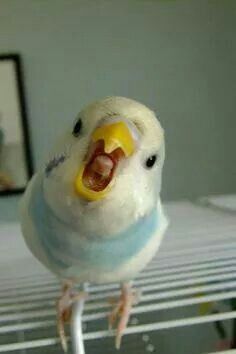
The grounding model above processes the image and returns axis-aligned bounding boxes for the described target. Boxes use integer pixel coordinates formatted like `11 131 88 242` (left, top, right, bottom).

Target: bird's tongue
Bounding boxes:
90 155 114 177
82 154 114 192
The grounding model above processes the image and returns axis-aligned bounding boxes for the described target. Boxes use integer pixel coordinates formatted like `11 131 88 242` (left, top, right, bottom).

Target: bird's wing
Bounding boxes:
20 173 52 270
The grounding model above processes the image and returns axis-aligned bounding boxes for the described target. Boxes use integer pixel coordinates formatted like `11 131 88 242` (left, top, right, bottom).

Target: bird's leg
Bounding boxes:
108 282 140 349
57 281 87 352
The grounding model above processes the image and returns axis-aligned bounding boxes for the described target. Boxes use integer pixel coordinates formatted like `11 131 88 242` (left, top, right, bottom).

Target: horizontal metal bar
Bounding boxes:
1 265 235 307
2 258 236 298
138 265 236 283
0 279 59 294
86 279 236 310
164 235 236 251
82 291 236 323
0 284 60 300
146 258 236 274
151 250 236 268
1 251 236 292
84 310 236 340
1 311 236 352
0 300 55 314
0 273 54 285
1 257 236 297
0 289 60 305
164 226 236 243
0 337 59 352
1 275 236 324
89 268 236 293
0 259 236 304
0 320 55 334
161 240 236 257
1 277 236 322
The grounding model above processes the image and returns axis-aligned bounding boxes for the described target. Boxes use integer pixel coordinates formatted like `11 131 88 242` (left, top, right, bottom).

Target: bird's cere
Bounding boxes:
92 120 137 156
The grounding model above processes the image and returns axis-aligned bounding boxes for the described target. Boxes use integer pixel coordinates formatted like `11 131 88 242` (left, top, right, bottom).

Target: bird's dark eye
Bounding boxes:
145 155 157 169
73 118 82 137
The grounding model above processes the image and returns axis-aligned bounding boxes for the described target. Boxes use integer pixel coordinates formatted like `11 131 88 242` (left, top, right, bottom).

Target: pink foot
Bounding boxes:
108 283 139 349
57 281 87 352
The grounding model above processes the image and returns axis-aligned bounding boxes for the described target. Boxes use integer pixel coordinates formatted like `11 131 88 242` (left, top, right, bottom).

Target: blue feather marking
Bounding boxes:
29 178 159 273
74 209 158 269
29 178 69 270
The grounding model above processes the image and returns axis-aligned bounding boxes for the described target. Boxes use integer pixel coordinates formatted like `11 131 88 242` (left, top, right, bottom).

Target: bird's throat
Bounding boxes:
81 140 124 193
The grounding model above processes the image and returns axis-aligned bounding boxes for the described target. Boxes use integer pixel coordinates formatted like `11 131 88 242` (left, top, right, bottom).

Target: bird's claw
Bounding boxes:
108 284 140 349
57 282 88 352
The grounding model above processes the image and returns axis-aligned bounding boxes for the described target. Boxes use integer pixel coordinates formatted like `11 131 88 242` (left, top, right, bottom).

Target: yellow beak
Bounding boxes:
74 121 135 201
91 121 135 156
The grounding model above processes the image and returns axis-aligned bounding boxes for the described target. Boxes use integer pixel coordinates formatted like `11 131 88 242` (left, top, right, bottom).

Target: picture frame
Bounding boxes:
0 54 33 196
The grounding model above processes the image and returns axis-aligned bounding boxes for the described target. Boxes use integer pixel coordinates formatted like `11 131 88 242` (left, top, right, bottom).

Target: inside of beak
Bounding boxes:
83 139 125 193
74 121 136 201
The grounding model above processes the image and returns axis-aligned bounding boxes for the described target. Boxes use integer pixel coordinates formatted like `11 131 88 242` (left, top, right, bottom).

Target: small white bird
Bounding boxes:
20 96 168 350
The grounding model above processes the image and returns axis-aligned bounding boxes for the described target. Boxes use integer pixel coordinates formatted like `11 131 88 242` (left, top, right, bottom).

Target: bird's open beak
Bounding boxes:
74 120 136 201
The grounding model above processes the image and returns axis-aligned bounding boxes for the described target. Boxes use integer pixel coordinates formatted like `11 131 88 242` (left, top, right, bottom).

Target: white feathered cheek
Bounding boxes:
111 153 156 208
137 144 164 200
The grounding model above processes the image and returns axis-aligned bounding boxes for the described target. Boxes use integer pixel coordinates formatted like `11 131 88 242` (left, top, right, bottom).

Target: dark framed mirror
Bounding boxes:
0 54 33 195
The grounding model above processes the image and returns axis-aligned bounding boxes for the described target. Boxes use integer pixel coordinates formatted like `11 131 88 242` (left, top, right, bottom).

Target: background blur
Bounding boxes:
0 0 235 220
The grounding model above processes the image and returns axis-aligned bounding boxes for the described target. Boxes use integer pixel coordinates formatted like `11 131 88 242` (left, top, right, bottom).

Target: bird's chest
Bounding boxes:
31 186 158 273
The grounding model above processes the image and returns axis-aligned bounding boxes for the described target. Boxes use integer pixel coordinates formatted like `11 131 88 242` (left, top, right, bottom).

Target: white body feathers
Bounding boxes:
20 97 168 284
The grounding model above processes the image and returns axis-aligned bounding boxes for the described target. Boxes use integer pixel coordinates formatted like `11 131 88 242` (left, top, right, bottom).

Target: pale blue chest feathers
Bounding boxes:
29 179 159 272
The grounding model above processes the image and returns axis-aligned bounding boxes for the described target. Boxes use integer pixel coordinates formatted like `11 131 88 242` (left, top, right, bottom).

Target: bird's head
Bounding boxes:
43 97 165 237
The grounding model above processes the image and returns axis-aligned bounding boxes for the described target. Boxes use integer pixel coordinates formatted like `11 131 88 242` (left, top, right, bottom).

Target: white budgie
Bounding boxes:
20 96 168 350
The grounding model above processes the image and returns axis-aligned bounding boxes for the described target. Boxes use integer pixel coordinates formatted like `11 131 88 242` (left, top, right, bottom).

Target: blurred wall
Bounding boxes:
0 0 235 220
